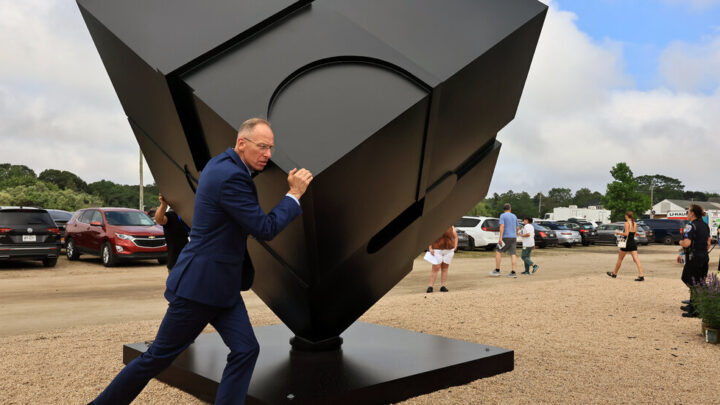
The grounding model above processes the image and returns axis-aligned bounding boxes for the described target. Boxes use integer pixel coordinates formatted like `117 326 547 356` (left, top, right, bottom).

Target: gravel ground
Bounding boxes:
1 244 718 404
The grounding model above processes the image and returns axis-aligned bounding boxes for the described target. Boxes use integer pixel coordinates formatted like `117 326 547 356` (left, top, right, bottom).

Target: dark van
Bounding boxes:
639 219 688 245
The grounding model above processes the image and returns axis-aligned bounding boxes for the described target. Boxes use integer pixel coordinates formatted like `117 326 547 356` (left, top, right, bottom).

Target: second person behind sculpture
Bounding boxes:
427 226 458 293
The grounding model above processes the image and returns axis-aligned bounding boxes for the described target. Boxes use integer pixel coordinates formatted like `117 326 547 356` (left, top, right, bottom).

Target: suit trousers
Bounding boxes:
93 290 259 405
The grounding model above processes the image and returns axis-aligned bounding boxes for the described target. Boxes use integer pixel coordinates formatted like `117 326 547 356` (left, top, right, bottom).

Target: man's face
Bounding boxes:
523 219 529 225
236 123 274 171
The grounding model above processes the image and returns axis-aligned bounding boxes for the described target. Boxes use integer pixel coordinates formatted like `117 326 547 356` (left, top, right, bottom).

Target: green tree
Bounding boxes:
547 188 573 206
487 190 536 219
573 188 604 208
467 200 493 217
604 163 650 221
635 174 684 204
38 169 89 192
0 164 37 188
683 191 708 201
0 181 102 211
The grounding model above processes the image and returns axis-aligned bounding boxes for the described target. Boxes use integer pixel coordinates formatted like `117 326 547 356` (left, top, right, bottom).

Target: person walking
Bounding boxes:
606 210 644 281
519 217 539 275
679 204 711 318
154 193 190 272
490 203 519 278
88 118 313 404
426 226 458 293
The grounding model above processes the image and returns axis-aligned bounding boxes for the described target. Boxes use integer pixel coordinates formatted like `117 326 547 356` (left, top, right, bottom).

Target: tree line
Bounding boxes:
2 162 717 219
468 162 719 222
0 163 158 212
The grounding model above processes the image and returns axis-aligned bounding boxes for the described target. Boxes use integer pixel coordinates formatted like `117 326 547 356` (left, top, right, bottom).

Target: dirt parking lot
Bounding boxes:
1 244 719 404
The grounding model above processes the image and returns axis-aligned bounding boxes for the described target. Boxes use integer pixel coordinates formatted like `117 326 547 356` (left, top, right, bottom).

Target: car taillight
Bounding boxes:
539 231 547 237
0 228 11 233
580 229 587 233
47 228 61 235
482 227 489 231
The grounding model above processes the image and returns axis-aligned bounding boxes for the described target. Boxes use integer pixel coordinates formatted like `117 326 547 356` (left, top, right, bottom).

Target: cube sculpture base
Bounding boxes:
123 322 513 404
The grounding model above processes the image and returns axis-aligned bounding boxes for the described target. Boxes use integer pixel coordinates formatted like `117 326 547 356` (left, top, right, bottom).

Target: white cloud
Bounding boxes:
495 1 720 195
658 37 720 92
0 0 153 185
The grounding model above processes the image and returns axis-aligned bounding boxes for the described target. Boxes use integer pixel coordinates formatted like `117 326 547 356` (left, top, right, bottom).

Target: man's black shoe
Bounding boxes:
440 286 449 292
426 286 433 293
681 312 698 318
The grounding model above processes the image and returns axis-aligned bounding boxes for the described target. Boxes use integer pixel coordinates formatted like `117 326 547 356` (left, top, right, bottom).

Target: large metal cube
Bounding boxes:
78 0 546 342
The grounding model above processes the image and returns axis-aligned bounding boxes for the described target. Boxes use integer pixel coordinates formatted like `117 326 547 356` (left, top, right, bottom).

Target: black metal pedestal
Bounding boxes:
123 322 513 404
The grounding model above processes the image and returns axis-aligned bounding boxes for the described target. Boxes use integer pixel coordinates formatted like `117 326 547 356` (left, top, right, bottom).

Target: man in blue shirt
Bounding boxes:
490 203 519 278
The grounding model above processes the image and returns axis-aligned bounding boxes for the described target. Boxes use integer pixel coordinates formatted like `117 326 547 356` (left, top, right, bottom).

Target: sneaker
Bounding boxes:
440 286 449 292
426 286 433 293
489 269 501 277
532 264 539 273
507 271 517 278
606 272 616 278
520 271 530 275
634 276 645 282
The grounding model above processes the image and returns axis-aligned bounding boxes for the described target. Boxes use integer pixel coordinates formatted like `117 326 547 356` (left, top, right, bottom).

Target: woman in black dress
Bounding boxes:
607 210 645 281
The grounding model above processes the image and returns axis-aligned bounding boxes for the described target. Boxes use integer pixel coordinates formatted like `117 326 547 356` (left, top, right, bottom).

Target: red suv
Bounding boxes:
65 208 167 267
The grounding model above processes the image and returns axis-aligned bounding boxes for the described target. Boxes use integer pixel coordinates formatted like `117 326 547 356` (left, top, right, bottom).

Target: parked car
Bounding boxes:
638 219 687 245
597 222 648 246
64 207 167 267
456 229 472 251
558 221 597 246
46 209 73 247
0 206 62 267
454 216 500 250
596 223 624 244
537 221 581 247
638 223 654 244
532 223 558 248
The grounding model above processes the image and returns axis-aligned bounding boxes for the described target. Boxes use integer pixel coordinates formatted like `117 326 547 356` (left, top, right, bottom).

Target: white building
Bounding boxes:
543 205 611 224
650 199 720 231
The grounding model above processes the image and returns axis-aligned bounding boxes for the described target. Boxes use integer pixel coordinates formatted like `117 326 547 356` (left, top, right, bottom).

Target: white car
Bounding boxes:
454 216 501 250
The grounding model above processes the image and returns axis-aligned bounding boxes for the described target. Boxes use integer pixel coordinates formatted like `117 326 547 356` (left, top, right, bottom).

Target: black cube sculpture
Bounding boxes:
79 0 546 402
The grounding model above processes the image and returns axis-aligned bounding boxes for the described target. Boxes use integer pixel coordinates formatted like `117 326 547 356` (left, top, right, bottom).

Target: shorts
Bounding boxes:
496 238 517 255
433 249 455 265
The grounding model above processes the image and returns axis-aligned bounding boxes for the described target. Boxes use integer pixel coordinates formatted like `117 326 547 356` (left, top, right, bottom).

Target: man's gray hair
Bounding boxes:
237 117 270 141
504 203 511 211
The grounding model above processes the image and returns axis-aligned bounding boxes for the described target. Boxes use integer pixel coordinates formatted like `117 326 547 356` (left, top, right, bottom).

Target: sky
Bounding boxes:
0 0 719 196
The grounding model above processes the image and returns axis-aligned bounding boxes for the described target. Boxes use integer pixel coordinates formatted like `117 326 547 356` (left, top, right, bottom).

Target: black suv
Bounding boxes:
0 207 62 267
46 209 73 247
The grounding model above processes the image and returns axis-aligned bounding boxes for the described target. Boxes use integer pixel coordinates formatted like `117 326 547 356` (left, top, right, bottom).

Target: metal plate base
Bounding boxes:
123 322 513 404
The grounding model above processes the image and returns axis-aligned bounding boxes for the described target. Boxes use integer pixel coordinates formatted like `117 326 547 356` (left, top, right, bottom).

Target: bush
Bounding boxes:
694 273 720 329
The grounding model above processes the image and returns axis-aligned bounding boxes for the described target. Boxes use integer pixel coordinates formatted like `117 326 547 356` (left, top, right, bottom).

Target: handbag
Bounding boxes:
616 236 627 249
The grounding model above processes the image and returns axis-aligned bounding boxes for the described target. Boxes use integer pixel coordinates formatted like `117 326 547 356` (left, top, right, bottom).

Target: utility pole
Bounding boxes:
139 148 144 211
538 194 542 217
650 178 654 206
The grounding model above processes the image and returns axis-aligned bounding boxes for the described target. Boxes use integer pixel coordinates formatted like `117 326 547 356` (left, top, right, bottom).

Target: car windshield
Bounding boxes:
542 223 567 230
49 211 73 221
0 210 55 226
104 211 155 226
533 224 549 231
455 218 480 227
580 224 593 229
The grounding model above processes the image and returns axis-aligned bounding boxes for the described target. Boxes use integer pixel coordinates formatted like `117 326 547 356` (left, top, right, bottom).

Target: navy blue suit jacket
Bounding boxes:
166 147 302 308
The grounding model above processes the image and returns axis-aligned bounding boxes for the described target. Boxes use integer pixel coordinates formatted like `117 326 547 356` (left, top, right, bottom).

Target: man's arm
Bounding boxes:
452 226 458 251
220 169 311 240
155 194 168 225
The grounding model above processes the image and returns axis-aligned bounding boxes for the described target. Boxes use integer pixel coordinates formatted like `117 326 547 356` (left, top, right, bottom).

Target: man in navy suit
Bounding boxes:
91 118 313 404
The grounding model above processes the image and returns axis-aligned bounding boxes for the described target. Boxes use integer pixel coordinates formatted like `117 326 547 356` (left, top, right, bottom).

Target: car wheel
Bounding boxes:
484 244 494 251
102 242 118 267
467 237 475 251
663 235 673 245
158 257 168 265
66 238 80 260
42 257 57 267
